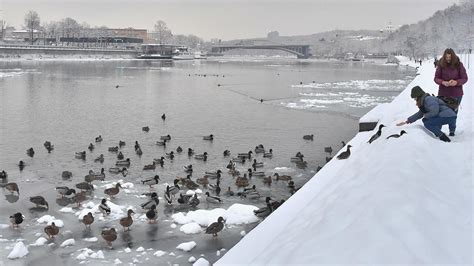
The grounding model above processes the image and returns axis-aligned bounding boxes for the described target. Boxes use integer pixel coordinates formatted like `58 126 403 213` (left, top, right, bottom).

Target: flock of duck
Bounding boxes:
0 116 375 249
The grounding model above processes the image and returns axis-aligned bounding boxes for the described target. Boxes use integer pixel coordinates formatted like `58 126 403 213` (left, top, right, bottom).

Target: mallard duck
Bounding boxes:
18 160 25 171
156 140 167 146
263 149 273 158
44 222 59 239
104 183 122 198
75 151 86 160
274 173 292 181
254 146 265 154
263 175 272 185
134 141 140 151
119 140 126 148
205 169 222 178
160 134 171 140
75 182 94 192
179 175 199 190
72 191 87 207
187 148 195 156
84 170 95 184
92 168 105 181
119 209 134 231
154 157 165 167
43 141 54 152
10 212 24 228
223 150 231 157
99 198 111 216
141 175 160 188
252 159 264 169
290 156 303 162
194 152 208 161
303 134 314 140
235 174 250 187
386 130 407 139
55 186 76 198
288 180 300 195
120 168 128 177
254 197 273 218
189 194 200 207
341 141 346 147
337 145 352 160
224 187 235 197
161 113 166 120
146 205 157 223
177 193 191 204
95 135 103 142
88 143 95 151
101 228 117 248
295 160 308 169
143 162 156 170
140 193 159 210
165 151 174 160
117 152 124 160
248 168 265 177
317 165 323 172
242 185 257 194
142 126 150 132
183 164 193 173
30 196 49 209
205 216 225 237
176 146 183 153
203 134 214 141
368 124 386 144
196 176 209 186
0 170 7 180
205 192 222 203
4 182 20 194
232 157 245 163
82 212 94 229
116 158 130 167
209 180 221 196
324 146 333 155
238 151 252 159
109 167 122 174
26 147 35 157
168 179 180 196
164 186 172 205
61 171 72 179
136 147 143 156
94 154 104 163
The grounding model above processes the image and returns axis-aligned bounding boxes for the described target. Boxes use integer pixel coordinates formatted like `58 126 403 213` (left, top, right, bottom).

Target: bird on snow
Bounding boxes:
368 124 386 144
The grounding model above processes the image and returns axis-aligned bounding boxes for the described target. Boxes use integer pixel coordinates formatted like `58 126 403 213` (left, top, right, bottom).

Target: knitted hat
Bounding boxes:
410 86 425 98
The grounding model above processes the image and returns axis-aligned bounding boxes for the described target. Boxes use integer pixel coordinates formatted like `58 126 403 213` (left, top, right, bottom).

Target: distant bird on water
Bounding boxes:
115 85 120 88
161 113 166 121
337 145 352 160
368 124 386 144
386 130 407 139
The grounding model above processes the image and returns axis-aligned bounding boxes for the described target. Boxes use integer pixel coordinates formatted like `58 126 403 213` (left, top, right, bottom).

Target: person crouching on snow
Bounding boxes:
397 86 457 142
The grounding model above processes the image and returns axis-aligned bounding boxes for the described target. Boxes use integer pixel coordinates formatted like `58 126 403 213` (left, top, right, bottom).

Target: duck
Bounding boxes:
205 169 221 178
232 156 245 163
161 113 166 120
205 192 222 203
160 134 171 141
134 141 140 151
252 159 264 169
176 146 183 153
303 134 314 140
238 151 253 159
101 228 117 248
143 161 156 170
168 179 180 196
248 168 265 177
263 149 273 158
84 170 96 184
44 222 59 239
274 173 292 181
30 196 49 209
88 143 95 151
44 141 54 153
141 175 160 188
75 151 86 160
196 176 209 186
254 197 273 218
82 212 94 229
187 148 195 156
164 186 172 205
226 160 235 170
368 124 386 144
136 147 143 156
108 146 119 153
4 182 20 194
119 209 135 231
153 157 165 167
241 190 260 200
140 193 159 210
142 126 150 132
119 140 126 148
26 147 35 157
10 212 24 228
94 154 104 163
183 164 193 173
224 187 235 197
116 158 131 167
288 180 299 195
205 216 225 237
341 141 346 147
263 175 272 185
295 152 304 158
177 193 191 204
18 160 25 171
61 171 73 179
203 134 214 141
337 145 352 160
104 183 122 198
165 151 175 160
156 140 167 146
325 156 332 163
324 146 333 155
386 130 407 139
0 170 7 180
55 186 76 198
317 165 323 172
209 180 221 196
75 182 94 192
92 168 105 181
109 167 122 174
117 151 124 160
99 198 111 216
235 174 250 187
290 156 303 162
189 194 200 207
295 160 308 169
72 191 87 207
146 205 157 223
254 145 265 154
95 135 103 142
223 150 231 157
194 152 208 161
179 175 199 190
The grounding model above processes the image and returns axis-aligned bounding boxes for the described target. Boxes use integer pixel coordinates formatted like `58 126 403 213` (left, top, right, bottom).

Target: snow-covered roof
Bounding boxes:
216 54 472 264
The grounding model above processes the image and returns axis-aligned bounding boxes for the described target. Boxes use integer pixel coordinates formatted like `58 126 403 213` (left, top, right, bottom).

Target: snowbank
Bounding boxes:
176 241 197 252
7 241 28 259
172 203 258 227
217 55 473 264
36 215 64 227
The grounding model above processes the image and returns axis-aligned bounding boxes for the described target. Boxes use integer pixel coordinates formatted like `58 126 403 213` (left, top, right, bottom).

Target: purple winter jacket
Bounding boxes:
434 62 468 97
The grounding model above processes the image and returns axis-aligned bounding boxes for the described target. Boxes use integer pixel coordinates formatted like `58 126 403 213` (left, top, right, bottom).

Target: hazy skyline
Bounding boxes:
1 0 460 40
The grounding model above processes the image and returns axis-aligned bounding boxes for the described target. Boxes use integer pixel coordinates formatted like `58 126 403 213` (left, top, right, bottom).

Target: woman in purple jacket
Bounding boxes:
434 48 468 109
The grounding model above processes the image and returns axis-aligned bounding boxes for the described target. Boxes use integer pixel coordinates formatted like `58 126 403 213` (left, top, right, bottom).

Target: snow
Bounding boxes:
83 237 98 242
124 247 131 253
7 241 28 259
170 223 177 229
0 224 10 229
179 223 202 234
240 230 246 237
60 239 75 247
176 241 197 252
273 167 293 172
189 256 196 262
30 237 48 247
136 246 145 252
153 250 166 257
172 203 258 227
114 258 122 264
76 200 125 220
36 215 64 227
217 55 473 264
59 207 75 213
193 258 210 266
75 248 105 260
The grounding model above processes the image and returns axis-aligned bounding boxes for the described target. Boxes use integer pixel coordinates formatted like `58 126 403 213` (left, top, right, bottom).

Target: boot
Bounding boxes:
439 133 451 142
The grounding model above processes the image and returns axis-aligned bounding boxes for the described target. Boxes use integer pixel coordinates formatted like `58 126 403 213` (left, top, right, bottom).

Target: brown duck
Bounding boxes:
205 216 225 238
30 196 49 209
82 212 94 229
101 228 117 248
104 183 122 198
273 173 292 181
119 209 134 231
44 222 59 239
235 174 249 187
4 182 20 195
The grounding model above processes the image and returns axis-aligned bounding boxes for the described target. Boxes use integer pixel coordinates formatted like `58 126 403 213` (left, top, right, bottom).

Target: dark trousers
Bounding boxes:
423 116 457 137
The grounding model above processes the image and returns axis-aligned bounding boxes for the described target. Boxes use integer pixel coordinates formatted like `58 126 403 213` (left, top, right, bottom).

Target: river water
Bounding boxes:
0 58 415 265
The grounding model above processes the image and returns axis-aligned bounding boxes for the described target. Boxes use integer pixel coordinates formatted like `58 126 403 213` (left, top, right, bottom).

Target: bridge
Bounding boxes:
210 44 311 59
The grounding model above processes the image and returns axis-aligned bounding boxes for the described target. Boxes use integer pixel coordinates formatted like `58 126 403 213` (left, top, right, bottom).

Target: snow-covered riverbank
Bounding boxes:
216 54 472 264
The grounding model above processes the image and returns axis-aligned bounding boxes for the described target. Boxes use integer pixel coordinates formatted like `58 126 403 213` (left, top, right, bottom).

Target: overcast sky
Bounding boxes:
0 0 460 40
